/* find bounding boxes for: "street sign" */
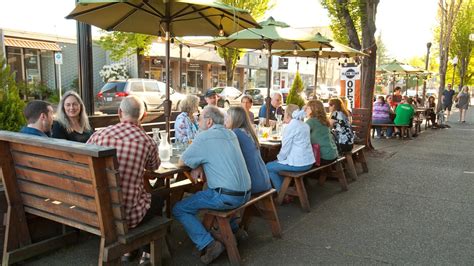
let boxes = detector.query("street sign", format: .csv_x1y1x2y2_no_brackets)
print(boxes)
55,52,63,65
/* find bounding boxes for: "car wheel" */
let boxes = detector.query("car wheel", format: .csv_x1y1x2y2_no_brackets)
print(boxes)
224,101,230,109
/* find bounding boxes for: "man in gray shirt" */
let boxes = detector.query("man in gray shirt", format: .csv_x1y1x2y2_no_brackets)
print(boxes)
173,105,251,264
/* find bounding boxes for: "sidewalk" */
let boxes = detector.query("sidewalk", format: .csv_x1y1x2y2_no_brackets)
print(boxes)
25,107,474,265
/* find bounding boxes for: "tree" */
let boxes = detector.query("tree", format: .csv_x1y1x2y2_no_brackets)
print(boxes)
218,0,273,87
375,33,390,67
449,0,473,88
321,0,379,149
321,0,379,109
98,32,154,78
436,0,463,110
286,72,305,108
0,56,26,131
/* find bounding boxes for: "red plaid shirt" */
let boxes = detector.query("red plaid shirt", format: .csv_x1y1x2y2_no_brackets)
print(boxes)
87,121,159,228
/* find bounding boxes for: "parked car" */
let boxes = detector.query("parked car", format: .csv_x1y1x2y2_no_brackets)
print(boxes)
96,79,185,114
243,88,265,105
198,86,243,108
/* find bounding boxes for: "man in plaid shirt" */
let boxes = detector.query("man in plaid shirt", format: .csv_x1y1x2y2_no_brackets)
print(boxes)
87,96,160,262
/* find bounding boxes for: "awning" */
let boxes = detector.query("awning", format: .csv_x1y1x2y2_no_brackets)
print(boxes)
4,37,61,51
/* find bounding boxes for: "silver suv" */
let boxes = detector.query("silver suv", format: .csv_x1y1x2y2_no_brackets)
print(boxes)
96,79,185,114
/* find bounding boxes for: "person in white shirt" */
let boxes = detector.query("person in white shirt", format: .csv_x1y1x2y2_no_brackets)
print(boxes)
266,104,315,195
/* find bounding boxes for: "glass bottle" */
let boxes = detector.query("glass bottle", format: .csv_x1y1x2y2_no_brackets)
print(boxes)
158,131,171,162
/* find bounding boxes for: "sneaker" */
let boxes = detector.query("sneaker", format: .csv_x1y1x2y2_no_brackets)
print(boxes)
374,135,381,139
200,240,225,264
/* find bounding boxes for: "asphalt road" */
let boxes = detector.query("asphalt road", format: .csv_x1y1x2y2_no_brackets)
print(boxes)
25,105,474,265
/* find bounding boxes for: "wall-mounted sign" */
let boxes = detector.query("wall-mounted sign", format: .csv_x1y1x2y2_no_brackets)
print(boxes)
340,66,360,109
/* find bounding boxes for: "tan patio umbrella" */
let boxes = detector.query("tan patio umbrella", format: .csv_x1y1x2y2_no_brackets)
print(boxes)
207,17,332,123
273,41,367,98
66,0,259,133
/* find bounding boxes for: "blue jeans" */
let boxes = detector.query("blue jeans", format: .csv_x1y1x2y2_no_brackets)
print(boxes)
373,119,393,137
266,161,313,191
172,188,250,251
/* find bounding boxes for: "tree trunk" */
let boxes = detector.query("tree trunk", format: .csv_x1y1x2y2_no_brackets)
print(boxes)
226,59,235,86
137,48,145,78
336,0,362,50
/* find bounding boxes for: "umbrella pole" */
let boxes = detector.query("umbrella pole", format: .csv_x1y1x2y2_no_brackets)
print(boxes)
164,6,171,139
314,53,319,99
265,42,273,126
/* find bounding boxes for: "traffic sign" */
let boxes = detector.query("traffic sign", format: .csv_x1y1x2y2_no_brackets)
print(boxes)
55,52,63,65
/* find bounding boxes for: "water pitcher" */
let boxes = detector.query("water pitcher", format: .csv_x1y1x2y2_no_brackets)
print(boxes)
158,131,171,162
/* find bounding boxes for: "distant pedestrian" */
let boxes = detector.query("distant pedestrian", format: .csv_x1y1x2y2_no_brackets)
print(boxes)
442,83,455,121
456,86,470,123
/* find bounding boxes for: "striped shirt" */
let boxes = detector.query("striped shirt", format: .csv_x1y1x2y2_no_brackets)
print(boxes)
87,121,159,228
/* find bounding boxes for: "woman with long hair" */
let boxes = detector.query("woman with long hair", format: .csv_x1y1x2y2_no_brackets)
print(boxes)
225,106,271,194
175,95,199,143
305,100,338,165
266,104,314,195
456,86,470,123
425,95,437,128
52,91,92,142
329,98,354,153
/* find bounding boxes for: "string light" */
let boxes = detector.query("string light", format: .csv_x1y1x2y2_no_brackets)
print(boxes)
259,54,262,59
218,16,225,37
214,46,217,51
186,47,191,62
292,44,298,56
170,37,174,44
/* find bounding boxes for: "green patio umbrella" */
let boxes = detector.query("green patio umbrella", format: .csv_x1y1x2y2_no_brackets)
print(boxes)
207,17,332,123
67,0,259,133
273,41,367,98
380,60,423,95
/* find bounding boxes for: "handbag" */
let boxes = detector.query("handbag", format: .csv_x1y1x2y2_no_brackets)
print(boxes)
312,143,321,167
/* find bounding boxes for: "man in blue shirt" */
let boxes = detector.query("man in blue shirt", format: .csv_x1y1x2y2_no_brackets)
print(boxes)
19,100,54,137
173,105,251,264
442,83,455,121
258,92,284,124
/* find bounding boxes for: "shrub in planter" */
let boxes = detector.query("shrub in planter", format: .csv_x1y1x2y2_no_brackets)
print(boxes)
286,71,305,108
0,57,26,131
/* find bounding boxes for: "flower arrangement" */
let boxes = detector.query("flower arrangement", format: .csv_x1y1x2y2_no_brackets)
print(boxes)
99,63,129,82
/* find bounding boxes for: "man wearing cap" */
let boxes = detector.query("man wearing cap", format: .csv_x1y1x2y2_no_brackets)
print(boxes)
173,105,251,264
204,89,219,107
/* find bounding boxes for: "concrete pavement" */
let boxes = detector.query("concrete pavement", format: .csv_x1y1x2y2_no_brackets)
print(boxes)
25,106,474,265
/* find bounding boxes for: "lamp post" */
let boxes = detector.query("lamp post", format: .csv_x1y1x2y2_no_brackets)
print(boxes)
422,42,432,103
452,56,458,90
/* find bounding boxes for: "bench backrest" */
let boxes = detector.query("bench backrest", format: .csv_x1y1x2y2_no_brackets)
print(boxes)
351,108,371,145
0,131,128,242
89,111,180,139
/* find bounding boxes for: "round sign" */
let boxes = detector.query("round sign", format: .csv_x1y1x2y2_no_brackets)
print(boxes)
345,68,356,79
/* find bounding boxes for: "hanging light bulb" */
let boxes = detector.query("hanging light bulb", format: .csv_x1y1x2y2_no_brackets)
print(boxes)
186,50,191,62
237,55,240,60
157,30,163,41
319,50,323,56
214,46,217,51
259,54,262,59
218,16,225,37
170,37,174,44
292,44,298,56
306,59,309,65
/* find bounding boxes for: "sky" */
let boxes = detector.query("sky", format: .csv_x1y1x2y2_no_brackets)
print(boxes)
0,0,439,61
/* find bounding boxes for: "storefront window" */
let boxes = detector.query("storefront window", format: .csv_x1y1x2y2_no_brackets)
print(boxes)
6,47,23,83
24,49,41,85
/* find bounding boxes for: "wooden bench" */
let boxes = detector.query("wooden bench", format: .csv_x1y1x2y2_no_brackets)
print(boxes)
371,123,411,139
201,189,281,265
0,131,172,265
343,144,368,181
278,157,348,212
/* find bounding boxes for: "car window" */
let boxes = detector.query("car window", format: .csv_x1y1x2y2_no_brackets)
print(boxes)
144,81,160,92
100,82,126,93
227,87,241,97
157,82,166,94
130,81,144,92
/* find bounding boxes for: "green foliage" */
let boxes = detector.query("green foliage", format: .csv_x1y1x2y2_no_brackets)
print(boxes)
320,0,362,45
0,56,26,131
286,72,305,108
449,0,473,85
70,77,79,92
376,33,390,67
98,32,154,61
217,0,273,85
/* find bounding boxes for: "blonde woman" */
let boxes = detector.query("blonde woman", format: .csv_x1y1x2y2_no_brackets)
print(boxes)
175,95,199,143
305,100,338,165
266,104,314,193
225,106,271,194
52,90,92,143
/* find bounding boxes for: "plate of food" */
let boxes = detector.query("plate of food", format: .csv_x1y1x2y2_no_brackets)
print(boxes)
268,136,282,142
